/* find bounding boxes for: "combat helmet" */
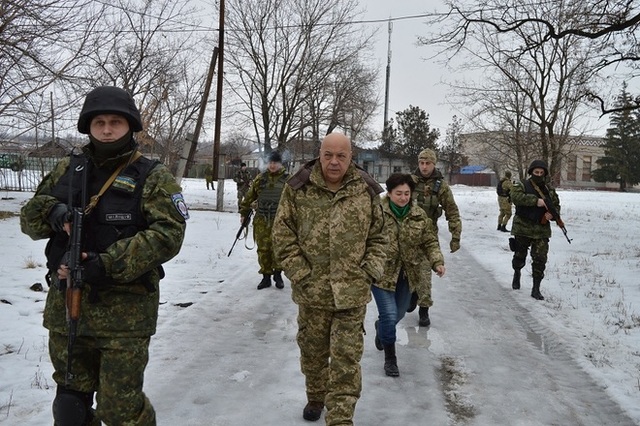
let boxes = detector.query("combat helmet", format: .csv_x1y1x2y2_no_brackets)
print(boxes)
527,160,548,176
77,86,143,134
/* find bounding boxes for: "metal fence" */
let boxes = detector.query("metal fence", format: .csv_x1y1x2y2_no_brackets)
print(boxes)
0,157,61,192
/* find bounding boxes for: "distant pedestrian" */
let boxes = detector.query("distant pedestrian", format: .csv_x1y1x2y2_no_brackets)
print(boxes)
272,132,387,425
239,151,288,290
497,170,513,231
204,164,214,190
233,162,251,210
20,86,187,425
410,148,461,327
510,160,561,300
373,173,445,377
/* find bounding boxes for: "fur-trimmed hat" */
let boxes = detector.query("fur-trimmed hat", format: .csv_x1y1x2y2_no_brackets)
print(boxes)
527,160,548,176
418,148,437,163
77,86,143,134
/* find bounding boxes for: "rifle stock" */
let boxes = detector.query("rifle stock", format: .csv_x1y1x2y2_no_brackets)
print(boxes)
228,210,253,257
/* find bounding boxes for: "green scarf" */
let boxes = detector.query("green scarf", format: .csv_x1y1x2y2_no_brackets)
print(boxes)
389,200,410,219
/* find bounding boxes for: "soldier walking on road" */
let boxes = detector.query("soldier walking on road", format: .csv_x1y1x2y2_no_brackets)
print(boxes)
410,148,461,327
240,151,288,290
272,133,387,425
510,160,561,300
20,86,187,425
497,170,514,232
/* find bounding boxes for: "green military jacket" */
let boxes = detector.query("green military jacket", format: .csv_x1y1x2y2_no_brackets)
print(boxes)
411,168,462,240
272,160,387,310
20,147,187,338
234,168,252,191
510,177,560,239
239,167,288,220
374,196,444,293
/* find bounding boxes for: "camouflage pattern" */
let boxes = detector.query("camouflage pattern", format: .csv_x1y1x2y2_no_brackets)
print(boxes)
375,196,444,294
510,176,561,280
20,145,186,425
498,177,513,226
49,332,156,425
239,167,288,274
234,168,252,207
272,160,387,310
411,167,461,306
204,165,214,190
297,305,365,426
272,159,386,425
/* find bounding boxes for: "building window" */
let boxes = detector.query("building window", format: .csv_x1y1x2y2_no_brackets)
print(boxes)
567,155,577,181
582,156,592,181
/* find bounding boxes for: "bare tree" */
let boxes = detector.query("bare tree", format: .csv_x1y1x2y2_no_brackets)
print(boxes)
225,0,376,154
423,0,602,179
0,0,102,131
425,0,640,115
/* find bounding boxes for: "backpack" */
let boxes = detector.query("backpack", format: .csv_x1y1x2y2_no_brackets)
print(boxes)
497,178,508,196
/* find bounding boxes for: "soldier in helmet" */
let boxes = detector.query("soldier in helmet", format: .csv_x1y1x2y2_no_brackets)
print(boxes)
239,150,289,290
497,170,514,232
509,160,561,300
409,148,461,327
20,86,188,425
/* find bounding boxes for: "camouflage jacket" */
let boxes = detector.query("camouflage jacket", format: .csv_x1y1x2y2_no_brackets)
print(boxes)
375,196,444,292
510,178,560,239
20,145,187,337
272,160,387,310
233,168,252,191
239,167,288,220
411,168,462,240
498,177,513,200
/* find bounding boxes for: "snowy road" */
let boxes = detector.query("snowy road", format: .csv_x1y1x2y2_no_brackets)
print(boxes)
144,210,635,425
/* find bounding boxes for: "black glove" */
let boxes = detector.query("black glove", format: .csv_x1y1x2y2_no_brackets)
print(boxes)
81,252,110,288
47,203,70,233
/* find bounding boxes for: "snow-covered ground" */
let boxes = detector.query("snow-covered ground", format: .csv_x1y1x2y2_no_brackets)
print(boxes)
1,178,639,425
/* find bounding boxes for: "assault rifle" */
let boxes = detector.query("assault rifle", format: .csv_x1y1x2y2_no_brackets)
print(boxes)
64,157,88,385
228,210,253,257
537,192,572,244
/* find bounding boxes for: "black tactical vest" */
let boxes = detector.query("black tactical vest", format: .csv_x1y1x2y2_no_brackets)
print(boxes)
514,179,547,223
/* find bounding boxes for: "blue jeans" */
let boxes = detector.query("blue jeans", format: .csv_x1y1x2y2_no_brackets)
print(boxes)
372,270,412,346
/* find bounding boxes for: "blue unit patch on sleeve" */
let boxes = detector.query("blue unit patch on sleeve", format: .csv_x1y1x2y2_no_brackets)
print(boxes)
171,193,190,220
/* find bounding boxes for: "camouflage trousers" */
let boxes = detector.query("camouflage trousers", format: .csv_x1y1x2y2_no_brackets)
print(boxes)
498,196,512,226
49,331,156,426
253,214,280,275
511,235,549,281
297,305,366,426
415,264,433,308
236,188,247,209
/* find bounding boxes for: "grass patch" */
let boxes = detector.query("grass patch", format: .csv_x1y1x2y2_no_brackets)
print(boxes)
0,211,17,220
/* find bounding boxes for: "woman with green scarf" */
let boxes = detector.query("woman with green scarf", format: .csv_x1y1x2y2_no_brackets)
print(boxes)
372,173,446,377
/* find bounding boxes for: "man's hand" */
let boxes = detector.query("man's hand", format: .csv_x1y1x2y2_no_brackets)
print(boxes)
82,252,108,287
434,265,446,277
48,203,71,234
450,238,460,253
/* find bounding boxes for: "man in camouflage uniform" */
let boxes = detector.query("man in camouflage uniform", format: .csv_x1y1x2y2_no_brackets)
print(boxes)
497,170,514,232
20,86,187,426
510,160,560,300
204,164,214,190
410,148,461,326
240,151,288,290
233,162,251,210
272,133,386,425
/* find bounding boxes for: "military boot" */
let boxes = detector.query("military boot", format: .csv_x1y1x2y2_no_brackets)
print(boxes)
531,278,544,300
383,344,399,377
500,224,510,232
418,307,430,327
273,271,284,289
497,224,502,231
512,270,521,290
302,401,324,421
257,274,271,290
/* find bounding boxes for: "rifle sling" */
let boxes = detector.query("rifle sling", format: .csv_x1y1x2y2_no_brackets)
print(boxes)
85,151,142,214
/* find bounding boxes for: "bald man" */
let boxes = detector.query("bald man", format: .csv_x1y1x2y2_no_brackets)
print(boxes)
273,133,387,425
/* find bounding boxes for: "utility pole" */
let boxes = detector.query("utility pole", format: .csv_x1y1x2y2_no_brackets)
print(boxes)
213,0,225,211
383,19,392,130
